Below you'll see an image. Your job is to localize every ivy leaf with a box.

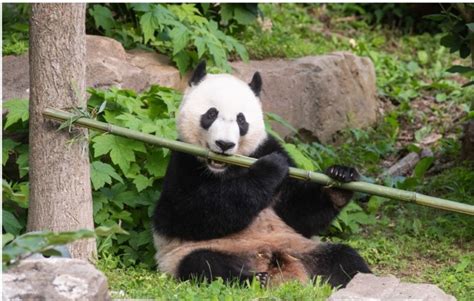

[90,161,123,190]
[92,135,146,173]
[3,99,29,129]
[89,5,116,33]
[3,139,19,166]
[133,174,154,192]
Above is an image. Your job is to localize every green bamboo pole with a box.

[43,108,474,216]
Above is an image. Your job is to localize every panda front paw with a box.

[325,165,360,183]
[255,272,269,288]
[251,152,289,182]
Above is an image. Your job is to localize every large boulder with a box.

[231,52,379,142]
[2,258,110,301]
[3,36,379,142]
[2,35,187,102]
[328,273,456,301]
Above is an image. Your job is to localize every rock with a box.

[3,258,110,301]
[231,52,379,143]
[3,36,378,142]
[328,273,456,301]
[2,35,187,102]
[461,120,474,161]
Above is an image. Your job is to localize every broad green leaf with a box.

[89,5,116,32]
[194,36,207,58]
[173,50,191,75]
[169,25,190,55]
[140,12,156,44]
[414,157,434,179]
[3,99,29,129]
[2,233,14,247]
[133,175,154,192]
[90,161,123,190]
[3,139,19,166]
[2,210,23,235]
[417,51,428,65]
[284,144,314,171]
[92,135,146,173]
[233,6,257,25]
[265,112,298,133]
[145,150,168,178]
[446,65,474,74]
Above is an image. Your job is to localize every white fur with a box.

[177,74,268,160]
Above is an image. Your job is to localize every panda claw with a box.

[255,272,269,288]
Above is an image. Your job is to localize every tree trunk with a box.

[28,4,96,260]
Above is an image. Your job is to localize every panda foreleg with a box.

[304,244,371,288]
[177,249,260,285]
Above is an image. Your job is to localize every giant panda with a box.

[152,61,370,288]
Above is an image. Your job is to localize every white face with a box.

[177,73,267,173]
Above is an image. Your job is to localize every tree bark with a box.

[28,4,96,260]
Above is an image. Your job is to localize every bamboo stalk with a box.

[43,108,474,216]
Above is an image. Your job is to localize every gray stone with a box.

[3,258,110,301]
[328,273,456,301]
[2,35,187,102]
[231,52,379,143]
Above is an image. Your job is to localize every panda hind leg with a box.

[177,249,264,286]
[304,244,371,288]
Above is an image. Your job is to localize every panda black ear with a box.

[189,61,207,86]
[249,72,262,97]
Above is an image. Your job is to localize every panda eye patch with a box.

[200,107,219,130]
[237,113,249,136]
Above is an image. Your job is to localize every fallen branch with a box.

[43,108,474,216]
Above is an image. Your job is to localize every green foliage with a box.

[88,3,249,74]
[3,225,127,269]
[2,4,30,56]
[2,85,182,268]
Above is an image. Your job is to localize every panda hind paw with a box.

[255,272,269,288]
[325,165,360,183]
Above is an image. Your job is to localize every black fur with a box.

[152,140,289,241]
[152,134,369,286]
[189,61,207,86]
[200,107,218,130]
[249,72,262,96]
[237,113,249,136]
[177,249,254,284]
[303,244,371,288]
[153,135,355,240]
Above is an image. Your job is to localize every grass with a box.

[98,261,335,300]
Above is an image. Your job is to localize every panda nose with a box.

[215,140,235,152]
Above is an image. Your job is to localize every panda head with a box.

[177,61,267,173]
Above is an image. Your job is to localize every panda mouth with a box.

[207,159,227,171]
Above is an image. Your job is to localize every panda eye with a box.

[207,108,218,119]
[236,113,249,136]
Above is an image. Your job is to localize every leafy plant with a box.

[3,225,127,269]
[88,3,248,74]
[2,4,30,56]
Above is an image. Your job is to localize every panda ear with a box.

[249,72,262,97]
[189,61,207,86]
